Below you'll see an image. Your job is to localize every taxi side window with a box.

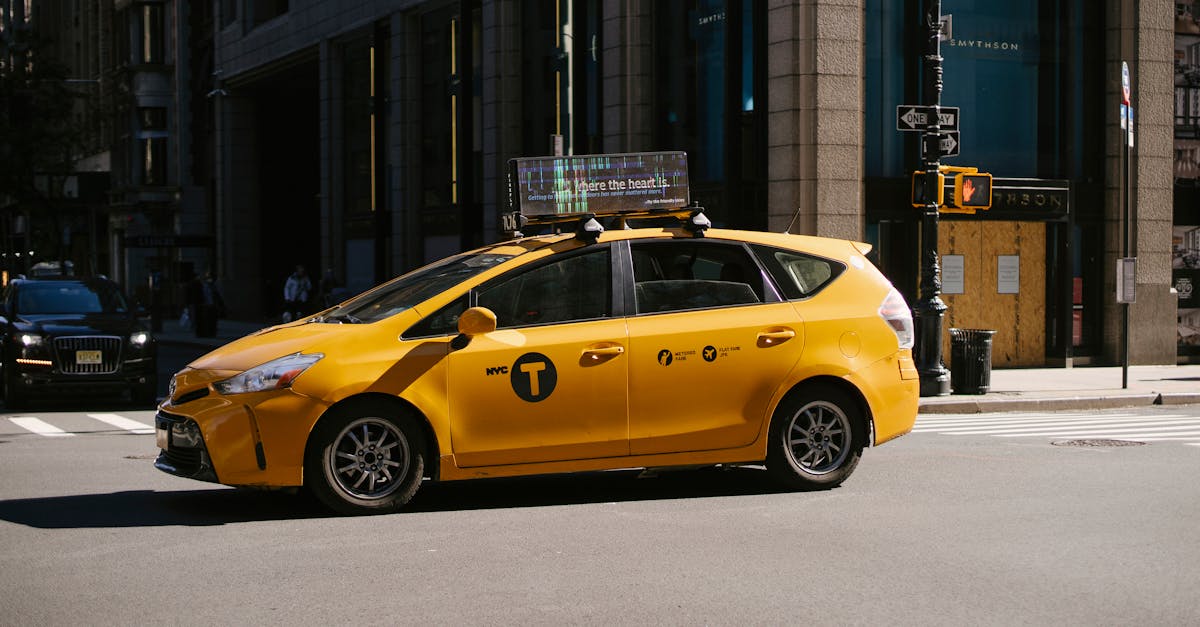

[477,248,611,329]
[630,242,766,314]
[402,295,468,339]
[750,244,844,299]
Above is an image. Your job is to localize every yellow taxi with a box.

[155,152,919,515]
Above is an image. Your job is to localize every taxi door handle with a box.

[757,329,796,347]
[582,346,625,359]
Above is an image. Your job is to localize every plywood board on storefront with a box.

[938,221,1046,367]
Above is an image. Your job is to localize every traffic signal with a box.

[911,170,945,207]
[953,172,992,210]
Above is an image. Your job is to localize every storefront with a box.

[864,0,1106,365]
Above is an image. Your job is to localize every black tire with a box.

[305,403,426,515]
[766,386,865,490]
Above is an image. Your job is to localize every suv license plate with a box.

[76,350,102,365]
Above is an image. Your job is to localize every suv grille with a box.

[54,336,122,374]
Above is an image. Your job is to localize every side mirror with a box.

[456,306,498,337]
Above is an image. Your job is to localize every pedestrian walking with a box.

[283,265,312,322]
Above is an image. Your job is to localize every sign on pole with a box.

[922,131,960,159]
[896,105,960,132]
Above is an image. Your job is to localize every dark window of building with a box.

[572,0,604,154]
[652,0,766,230]
[418,5,481,262]
[519,2,567,156]
[865,0,1095,181]
[113,9,131,67]
[419,6,459,263]
[343,38,373,217]
[221,0,238,27]
[251,0,288,27]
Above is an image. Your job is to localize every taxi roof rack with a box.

[504,201,710,242]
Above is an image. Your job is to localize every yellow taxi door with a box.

[446,247,630,467]
[624,240,805,455]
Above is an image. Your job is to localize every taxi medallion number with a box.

[76,350,102,365]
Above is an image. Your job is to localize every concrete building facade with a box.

[7,0,1184,367]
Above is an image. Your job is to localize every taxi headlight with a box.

[213,352,324,395]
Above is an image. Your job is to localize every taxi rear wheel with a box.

[306,404,425,515]
[766,387,864,490]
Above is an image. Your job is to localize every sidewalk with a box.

[917,364,1200,413]
[153,318,1200,414]
[154,317,268,350]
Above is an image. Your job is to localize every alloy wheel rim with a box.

[328,417,410,500]
[785,401,851,475]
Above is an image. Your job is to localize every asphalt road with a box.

[0,404,1197,625]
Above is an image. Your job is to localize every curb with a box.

[919,392,1200,414]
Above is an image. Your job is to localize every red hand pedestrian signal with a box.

[953,172,992,210]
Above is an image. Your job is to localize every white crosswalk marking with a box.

[7,413,155,437]
[9,417,75,437]
[914,412,1200,446]
[87,413,154,434]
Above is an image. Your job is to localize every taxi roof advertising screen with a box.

[508,151,690,217]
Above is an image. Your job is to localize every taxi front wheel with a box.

[305,403,426,515]
[766,387,864,490]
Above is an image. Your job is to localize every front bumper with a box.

[10,358,156,397]
[153,369,328,488]
[154,411,218,482]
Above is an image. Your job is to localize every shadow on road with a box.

[0,488,331,528]
[0,467,792,528]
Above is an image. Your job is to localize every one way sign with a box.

[923,131,960,158]
[896,105,960,131]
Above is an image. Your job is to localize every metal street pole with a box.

[915,0,951,396]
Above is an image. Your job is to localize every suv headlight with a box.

[213,352,324,395]
[17,333,43,347]
[130,331,151,347]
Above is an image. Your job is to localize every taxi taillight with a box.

[878,288,914,350]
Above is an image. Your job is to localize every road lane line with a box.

[87,413,154,434]
[9,417,74,437]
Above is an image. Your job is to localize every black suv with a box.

[0,277,157,409]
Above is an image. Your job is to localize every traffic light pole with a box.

[915,0,952,396]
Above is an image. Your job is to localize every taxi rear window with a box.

[750,244,844,299]
[320,253,513,323]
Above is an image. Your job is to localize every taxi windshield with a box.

[317,252,514,323]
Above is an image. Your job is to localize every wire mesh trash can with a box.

[949,328,996,395]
